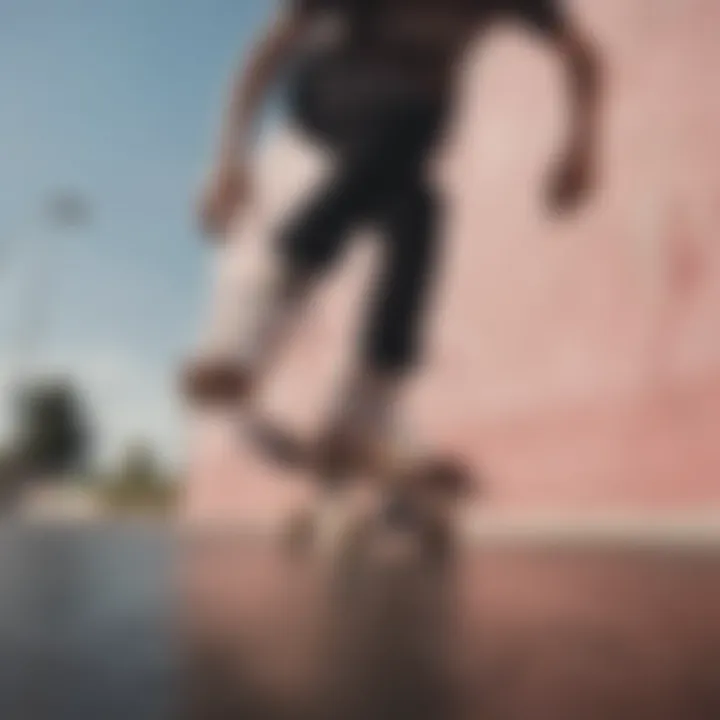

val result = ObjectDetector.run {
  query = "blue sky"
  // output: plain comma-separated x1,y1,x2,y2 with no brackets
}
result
0,0,275,467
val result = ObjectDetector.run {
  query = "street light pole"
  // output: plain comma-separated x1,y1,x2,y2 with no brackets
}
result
10,192,92,389
0,192,92,509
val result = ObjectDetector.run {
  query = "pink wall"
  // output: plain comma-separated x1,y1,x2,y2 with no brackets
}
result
185,0,720,521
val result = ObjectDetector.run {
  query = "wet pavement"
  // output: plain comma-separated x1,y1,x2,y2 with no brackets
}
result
2,523,720,719
0,523,176,720
186,531,720,720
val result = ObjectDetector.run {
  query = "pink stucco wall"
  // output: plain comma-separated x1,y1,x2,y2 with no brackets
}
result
184,0,720,521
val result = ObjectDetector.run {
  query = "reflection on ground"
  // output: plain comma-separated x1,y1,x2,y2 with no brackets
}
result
1,524,719,719
186,532,720,720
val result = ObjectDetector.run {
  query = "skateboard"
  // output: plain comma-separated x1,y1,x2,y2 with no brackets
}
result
245,417,476,561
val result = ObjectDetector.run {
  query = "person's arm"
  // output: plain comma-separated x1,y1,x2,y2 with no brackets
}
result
200,4,310,235
521,1,602,210
549,18,602,209
216,5,309,166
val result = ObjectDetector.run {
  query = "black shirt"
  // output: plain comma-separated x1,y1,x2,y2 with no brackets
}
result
287,0,566,116
291,0,564,38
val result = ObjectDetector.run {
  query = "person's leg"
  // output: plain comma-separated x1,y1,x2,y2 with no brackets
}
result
184,243,313,403
300,99,447,483
183,140,393,408
311,176,473,550
364,181,441,378
311,178,441,483
184,103,445,408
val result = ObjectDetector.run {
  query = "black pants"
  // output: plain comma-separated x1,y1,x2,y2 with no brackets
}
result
279,98,445,374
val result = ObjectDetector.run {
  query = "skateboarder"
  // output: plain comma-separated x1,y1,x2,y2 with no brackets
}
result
183,0,602,531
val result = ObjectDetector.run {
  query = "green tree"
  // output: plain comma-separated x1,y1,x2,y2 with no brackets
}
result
106,440,177,513
0,447,23,509
14,378,91,479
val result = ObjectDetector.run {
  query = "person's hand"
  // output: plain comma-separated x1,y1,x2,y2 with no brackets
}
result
197,161,252,240
546,146,595,215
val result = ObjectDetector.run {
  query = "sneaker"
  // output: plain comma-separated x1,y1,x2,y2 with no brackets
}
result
181,358,252,407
